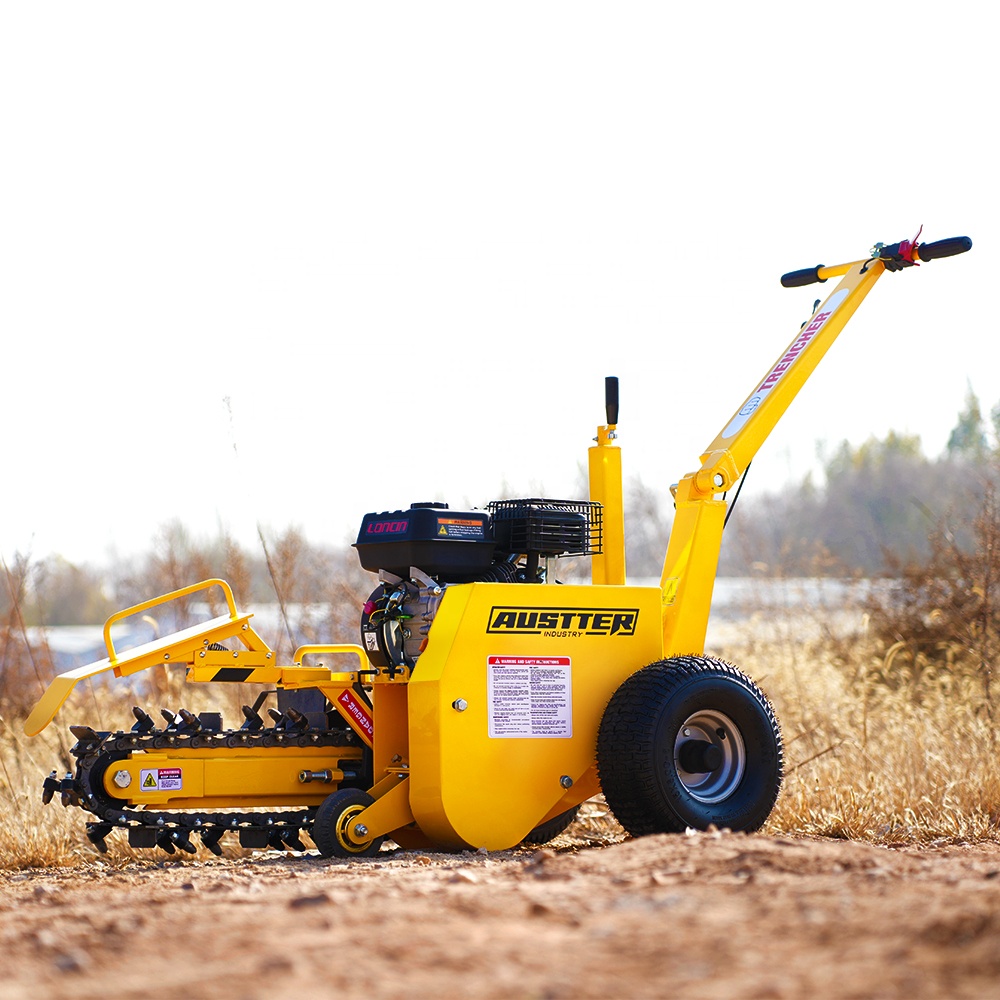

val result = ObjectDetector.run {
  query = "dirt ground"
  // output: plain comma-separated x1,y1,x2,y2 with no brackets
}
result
4,828,1000,1000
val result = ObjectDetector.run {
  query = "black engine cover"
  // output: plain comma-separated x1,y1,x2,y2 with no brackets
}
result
353,502,495,579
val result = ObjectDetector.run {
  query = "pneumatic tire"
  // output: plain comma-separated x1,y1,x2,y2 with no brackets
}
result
522,805,580,845
313,788,385,858
597,656,783,835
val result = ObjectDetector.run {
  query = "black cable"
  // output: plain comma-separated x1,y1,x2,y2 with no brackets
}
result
723,460,751,528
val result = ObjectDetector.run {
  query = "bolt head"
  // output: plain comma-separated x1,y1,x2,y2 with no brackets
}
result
353,823,369,838
113,769,132,789
452,698,469,712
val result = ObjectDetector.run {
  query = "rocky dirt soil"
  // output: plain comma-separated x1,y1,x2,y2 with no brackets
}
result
4,829,1000,999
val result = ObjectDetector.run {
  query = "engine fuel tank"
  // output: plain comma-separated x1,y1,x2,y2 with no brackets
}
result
354,502,495,578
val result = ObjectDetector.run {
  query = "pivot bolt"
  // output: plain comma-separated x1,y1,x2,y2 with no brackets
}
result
560,775,573,789
353,824,369,838
113,770,132,789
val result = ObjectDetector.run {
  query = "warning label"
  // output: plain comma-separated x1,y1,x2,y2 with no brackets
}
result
487,655,572,738
139,767,183,792
436,517,485,539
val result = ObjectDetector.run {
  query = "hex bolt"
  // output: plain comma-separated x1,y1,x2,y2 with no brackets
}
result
452,699,469,712
354,824,369,838
560,775,573,789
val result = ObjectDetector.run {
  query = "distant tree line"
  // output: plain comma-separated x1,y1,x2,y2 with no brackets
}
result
3,388,999,636
718,386,1000,577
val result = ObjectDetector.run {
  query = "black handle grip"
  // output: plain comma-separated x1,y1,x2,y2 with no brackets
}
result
605,376,619,425
918,236,972,261
780,266,826,288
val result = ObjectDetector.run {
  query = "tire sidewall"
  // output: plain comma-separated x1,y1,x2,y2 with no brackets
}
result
651,672,781,831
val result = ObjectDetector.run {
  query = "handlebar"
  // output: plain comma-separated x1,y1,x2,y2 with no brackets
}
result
780,266,827,288
915,236,972,261
780,234,972,287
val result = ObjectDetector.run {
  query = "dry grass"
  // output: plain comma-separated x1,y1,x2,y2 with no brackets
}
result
3,590,1000,869
743,636,1000,845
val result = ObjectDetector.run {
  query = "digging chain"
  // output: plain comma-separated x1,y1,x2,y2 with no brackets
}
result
43,715,362,856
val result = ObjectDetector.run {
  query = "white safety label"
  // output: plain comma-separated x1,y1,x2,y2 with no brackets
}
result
139,767,183,791
487,655,572,738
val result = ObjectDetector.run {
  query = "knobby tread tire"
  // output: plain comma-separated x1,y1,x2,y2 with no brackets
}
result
522,805,581,845
597,656,783,836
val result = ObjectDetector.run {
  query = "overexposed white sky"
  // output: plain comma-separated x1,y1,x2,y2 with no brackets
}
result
1,3,994,567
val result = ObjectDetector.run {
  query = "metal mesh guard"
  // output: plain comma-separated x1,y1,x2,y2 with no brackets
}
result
487,498,603,557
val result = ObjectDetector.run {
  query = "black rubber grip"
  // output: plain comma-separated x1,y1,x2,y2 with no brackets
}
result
780,266,826,288
917,236,972,261
605,376,619,425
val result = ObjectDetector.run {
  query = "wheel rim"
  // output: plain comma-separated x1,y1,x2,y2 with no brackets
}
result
335,803,372,854
672,709,745,804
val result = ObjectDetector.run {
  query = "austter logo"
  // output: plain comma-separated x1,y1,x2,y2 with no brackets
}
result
487,607,639,636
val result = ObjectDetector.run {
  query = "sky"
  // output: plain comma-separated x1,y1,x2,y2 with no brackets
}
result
1,3,995,569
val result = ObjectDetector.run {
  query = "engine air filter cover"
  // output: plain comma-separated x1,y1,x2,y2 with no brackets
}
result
488,498,602,557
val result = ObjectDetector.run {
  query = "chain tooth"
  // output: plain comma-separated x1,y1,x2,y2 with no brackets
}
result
200,829,225,856
171,830,197,854
178,708,202,733
131,707,156,733
155,831,177,854
42,770,60,805
281,829,307,852
86,822,114,853
240,705,265,731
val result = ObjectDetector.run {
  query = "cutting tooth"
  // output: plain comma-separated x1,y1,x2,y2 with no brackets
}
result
60,773,80,808
267,708,283,725
160,709,179,729
131,707,156,733
240,705,264,731
86,823,114,853
200,829,225,856
282,830,307,853
42,770,60,805
171,830,197,854
156,831,176,854
178,709,202,733
284,708,309,732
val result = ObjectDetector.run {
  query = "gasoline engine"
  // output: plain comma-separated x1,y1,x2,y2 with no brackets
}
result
354,499,601,673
